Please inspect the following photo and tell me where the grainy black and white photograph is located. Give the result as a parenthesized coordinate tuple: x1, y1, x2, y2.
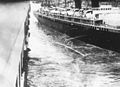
(0, 0, 120, 87)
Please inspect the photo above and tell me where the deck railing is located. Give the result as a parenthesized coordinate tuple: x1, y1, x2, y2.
(45, 12, 103, 26)
(35, 10, 120, 33)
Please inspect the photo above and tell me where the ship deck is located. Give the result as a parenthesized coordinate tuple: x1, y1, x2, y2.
(35, 12, 120, 34)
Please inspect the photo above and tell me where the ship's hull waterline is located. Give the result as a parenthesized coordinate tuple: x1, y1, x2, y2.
(35, 12, 120, 40)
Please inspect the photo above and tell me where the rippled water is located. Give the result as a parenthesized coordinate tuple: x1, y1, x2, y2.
(27, 3, 120, 87)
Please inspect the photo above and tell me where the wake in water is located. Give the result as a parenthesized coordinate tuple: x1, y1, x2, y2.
(26, 3, 120, 87)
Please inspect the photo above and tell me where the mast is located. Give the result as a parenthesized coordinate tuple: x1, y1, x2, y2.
(48, 0, 50, 7)
(74, 0, 81, 9)
(91, 0, 99, 7)
(57, 0, 60, 7)
(65, 0, 67, 7)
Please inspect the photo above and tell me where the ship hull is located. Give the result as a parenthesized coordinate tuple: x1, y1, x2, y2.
(35, 14, 120, 52)
(34, 13, 120, 51)
(34, 13, 120, 52)
(0, 2, 29, 87)
(35, 13, 120, 38)
(36, 14, 88, 36)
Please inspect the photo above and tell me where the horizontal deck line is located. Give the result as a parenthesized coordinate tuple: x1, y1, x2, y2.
(35, 12, 120, 33)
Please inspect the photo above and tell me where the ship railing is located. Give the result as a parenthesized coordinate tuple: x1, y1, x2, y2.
(35, 10, 120, 33)
(40, 10, 120, 29)
(92, 7, 112, 11)
(40, 10, 103, 26)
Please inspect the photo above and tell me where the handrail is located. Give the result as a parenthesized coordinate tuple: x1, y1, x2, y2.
(35, 11, 120, 33)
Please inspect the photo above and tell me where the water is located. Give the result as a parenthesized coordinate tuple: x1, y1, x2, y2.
(26, 3, 120, 87)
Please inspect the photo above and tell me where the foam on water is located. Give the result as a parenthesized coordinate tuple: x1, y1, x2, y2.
(27, 3, 120, 87)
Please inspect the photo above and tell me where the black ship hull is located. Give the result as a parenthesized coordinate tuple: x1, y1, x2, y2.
(35, 12, 120, 52)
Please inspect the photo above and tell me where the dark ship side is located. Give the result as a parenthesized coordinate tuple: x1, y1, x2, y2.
(34, 0, 120, 51)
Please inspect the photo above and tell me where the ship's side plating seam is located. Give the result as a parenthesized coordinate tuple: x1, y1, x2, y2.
(0, 2, 29, 87)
